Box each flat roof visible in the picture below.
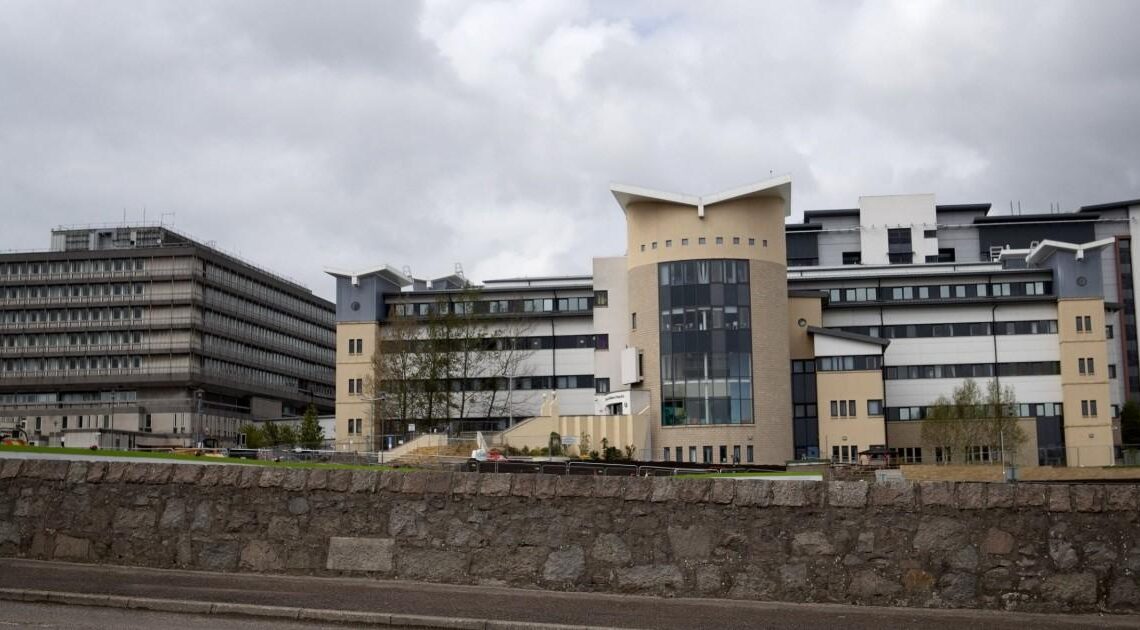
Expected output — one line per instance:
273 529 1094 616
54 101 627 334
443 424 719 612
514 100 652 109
973 212 1097 224
610 175 791 217
806 325 891 348
1079 198 1140 213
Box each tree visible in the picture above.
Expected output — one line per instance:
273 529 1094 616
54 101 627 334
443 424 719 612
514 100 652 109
262 421 282 447
277 424 298 448
298 404 324 449
240 424 265 449
1121 400 1140 445
921 378 1027 465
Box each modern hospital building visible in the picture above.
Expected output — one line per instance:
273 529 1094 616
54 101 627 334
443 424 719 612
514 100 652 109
331 177 1140 468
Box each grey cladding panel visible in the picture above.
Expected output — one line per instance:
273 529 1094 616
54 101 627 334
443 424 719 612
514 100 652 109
978 223 1095 258
335 275 399 322
786 232 819 263
1046 250 1104 299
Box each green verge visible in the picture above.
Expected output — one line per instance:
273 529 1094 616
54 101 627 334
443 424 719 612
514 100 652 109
0 445 415 472
672 471 823 479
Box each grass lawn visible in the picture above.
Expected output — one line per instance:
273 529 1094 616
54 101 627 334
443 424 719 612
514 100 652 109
672 470 822 479
0 444 414 472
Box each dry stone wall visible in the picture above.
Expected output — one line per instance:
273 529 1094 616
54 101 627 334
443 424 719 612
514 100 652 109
1 459 1139 613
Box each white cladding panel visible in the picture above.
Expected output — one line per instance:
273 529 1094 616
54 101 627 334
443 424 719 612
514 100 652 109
858 194 938 265
885 337 995 365
621 347 641 384
555 348 595 374
817 231 861 267
820 309 884 327
592 256 628 390
886 376 1062 407
813 335 883 356
995 335 1060 362
881 306 993 325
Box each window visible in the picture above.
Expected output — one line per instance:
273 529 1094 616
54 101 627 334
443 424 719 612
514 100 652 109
688 446 697 463
732 237 740 245
142 414 152 432
665 240 672 248
888 252 913 264
702 445 712 463
682 238 689 246
763 240 768 247
719 445 728 463
842 251 861 265
888 228 911 247
651 242 657 249
348 338 363 355
1107 324 1115 339
593 290 608 307
675 446 682 462
1079 358 1087 375
640 244 645 252
715 237 724 245
1081 400 1098 417
746 445 754 463
923 229 937 238
348 378 363 394
831 400 857 418
663 447 670 462
698 237 706 245
748 238 755 246
897 447 922 463
595 378 610 394
1110 364 1118 379
867 400 883 416
1077 315 1092 332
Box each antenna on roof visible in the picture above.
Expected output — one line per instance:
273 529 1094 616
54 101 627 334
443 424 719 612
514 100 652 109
455 262 464 278
402 265 412 278
1017 201 1021 215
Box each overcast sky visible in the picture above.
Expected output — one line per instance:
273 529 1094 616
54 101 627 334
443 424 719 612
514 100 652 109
2 1 1138 299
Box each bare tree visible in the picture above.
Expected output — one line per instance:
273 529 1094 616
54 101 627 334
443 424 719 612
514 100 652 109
921 378 1027 464
480 320 537 423
365 311 421 444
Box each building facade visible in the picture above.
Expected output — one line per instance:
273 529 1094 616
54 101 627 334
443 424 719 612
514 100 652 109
331 181 1137 467
0 225 335 448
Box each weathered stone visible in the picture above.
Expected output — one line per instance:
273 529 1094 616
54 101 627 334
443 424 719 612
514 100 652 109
849 570 901 599
980 528 1015 555
470 546 546 581
543 546 585 583
948 546 979 571
616 564 685 593
197 542 239 571
85 461 106 483
171 466 202 485
240 540 284 571
509 474 534 497
1015 484 1047 508
869 482 915 509
695 565 724 594
937 572 977 603
281 469 307 491
159 499 186 529
52 534 90 561
1106 486 1137 511
622 477 652 501
1049 538 1079 571
649 477 676 502
326 537 394 572
388 503 426 538
855 531 875 553
956 483 986 510
287 497 309 516
478 474 511 497
792 530 835 556
306 469 329 490
902 569 935 593
196 466 222 487
591 533 631 565
1108 577 1140 609
829 481 868 508
326 470 352 492
913 517 965 553
402 471 450 495
709 478 735 504
675 479 712 503
450 473 480 496
980 567 1013 592
595 476 624 499
190 502 212 531
727 572 777 600
65 462 88 484
144 464 173 484
0 459 21 479
558 475 595 498
104 462 130 483
397 548 469 581
1039 573 1097 605
1070 485 1103 512
1047 485 1072 512
986 483 1015 508
1083 541 1118 571
919 481 955 507
533 475 558 499
258 468 286 488
733 480 771 507
349 471 377 493
780 563 808 590
113 507 155 531
267 516 300 540
218 466 243 487
771 481 813 507
668 525 712 561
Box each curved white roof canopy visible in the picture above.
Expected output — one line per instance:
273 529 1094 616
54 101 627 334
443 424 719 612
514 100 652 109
324 265 412 288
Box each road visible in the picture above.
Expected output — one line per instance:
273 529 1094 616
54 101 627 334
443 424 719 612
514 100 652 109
0 559 1131 629
0 450 251 466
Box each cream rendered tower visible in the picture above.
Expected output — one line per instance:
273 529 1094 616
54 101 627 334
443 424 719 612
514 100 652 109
613 176 794 465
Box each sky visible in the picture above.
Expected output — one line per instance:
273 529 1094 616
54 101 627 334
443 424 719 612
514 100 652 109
1 0 1138 300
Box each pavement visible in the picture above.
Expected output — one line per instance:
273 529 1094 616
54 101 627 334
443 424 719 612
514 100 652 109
0 450 246 466
0 559 1133 629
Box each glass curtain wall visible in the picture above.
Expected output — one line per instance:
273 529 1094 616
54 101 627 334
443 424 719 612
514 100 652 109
659 259 753 425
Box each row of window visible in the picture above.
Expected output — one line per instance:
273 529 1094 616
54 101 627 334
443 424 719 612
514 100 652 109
391 296 593 318
824 281 1051 304
345 418 364 435
661 443 756 464
204 287 334 345
205 263 332 324
349 374 598 394
204 310 334 364
817 355 882 372
658 260 751 286
886 401 1063 421
837 320 1060 339
203 334 332 381
1 283 146 299
379 334 609 353
828 399 883 417
661 397 754 426
203 357 300 392
1 331 144 348
641 237 767 253
347 338 364 355
0 391 139 405
884 361 1061 380
0 307 145 324
0 259 146 275
1 355 145 372
660 306 751 332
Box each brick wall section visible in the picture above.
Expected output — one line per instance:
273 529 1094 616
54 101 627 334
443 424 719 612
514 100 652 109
2 460 1140 613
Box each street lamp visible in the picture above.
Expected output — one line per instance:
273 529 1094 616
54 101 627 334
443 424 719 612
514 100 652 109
194 388 205 448
360 393 387 462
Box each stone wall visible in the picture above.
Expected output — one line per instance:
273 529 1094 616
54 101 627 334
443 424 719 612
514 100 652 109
1 459 1138 614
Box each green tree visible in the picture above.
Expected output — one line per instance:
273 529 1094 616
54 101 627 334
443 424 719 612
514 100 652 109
240 424 265 449
1121 400 1140 445
921 379 1027 464
298 404 324 449
277 424 298 448
262 421 282 447
548 431 563 456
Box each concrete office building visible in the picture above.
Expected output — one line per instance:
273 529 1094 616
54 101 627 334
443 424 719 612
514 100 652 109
331 179 1134 467
0 225 336 449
